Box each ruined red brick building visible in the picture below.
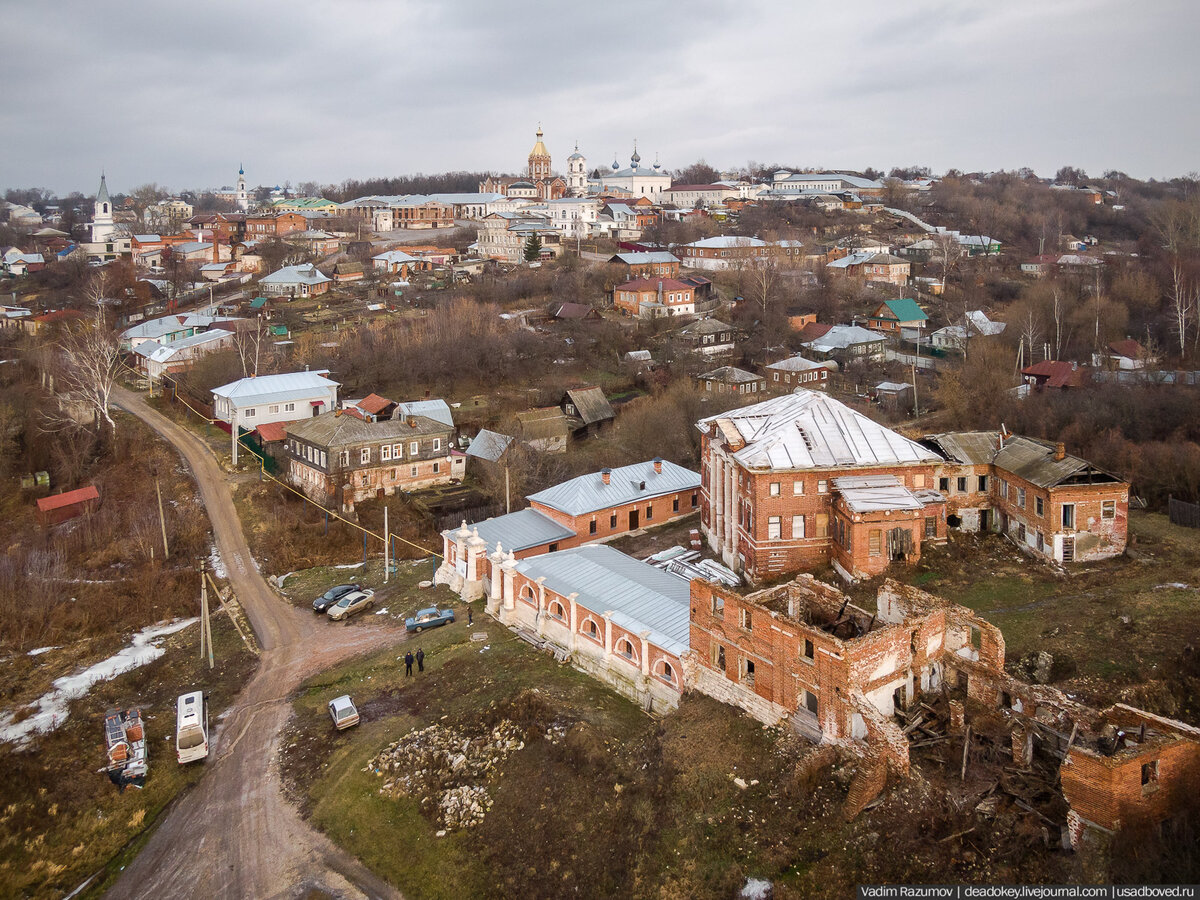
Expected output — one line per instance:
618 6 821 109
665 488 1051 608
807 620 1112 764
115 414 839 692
696 393 1129 581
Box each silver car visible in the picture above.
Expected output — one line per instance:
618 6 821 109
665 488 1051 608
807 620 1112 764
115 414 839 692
328 695 360 730
326 588 375 621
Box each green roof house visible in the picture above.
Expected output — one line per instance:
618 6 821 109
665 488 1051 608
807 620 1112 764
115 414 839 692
866 298 928 333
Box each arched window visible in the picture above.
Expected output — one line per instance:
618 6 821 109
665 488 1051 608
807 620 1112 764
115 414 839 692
548 601 565 621
520 584 535 604
657 660 675 683
583 618 600 640
617 639 637 662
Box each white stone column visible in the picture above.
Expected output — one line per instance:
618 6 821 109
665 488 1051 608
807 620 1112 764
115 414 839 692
567 592 579 652
486 544 504 615
534 577 547 636
602 612 613 660
639 631 651 678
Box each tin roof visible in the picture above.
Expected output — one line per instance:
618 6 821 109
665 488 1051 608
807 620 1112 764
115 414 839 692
833 475 926 512
286 409 448 448
562 387 614 426
921 432 1122 489
466 429 513 462
212 370 338 406
697 391 941 472
37 485 99 512
514 544 691 653
460 508 575 555
528 460 701 517
396 399 453 428
700 366 761 384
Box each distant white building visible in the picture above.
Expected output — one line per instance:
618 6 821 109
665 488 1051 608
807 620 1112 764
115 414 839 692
598 145 671 202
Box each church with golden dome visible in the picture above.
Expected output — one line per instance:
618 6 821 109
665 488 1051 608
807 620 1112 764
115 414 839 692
479 127 568 200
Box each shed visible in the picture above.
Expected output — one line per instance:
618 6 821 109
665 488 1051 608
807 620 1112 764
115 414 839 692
36 485 100 525
561 387 614 434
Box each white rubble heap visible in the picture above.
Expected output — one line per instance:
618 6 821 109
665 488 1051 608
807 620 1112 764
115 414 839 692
366 719 567 831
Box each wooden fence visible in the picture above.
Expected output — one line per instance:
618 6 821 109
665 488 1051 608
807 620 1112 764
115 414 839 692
1168 496 1200 529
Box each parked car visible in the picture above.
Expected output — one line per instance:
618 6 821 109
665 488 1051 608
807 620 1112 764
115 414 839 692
328 695 359 730
405 607 455 633
326 588 376 621
313 583 362 613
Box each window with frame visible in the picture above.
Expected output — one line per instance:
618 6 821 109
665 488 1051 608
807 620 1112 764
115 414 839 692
269 405 279 415
1102 500 1116 519
711 643 726 671
1035 496 1044 517
609 513 617 528
432 462 440 474
792 515 805 538
741 657 755 686
340 450 350 467
868 529 882 556
658 661 674 683
244 408 255 418
957 476 967 493
1017 487 1026 508
585 619 599 639
803 690 818 716
617 639 635 660
410 441 418 454
766 515 781 539
740 608 752 631
816 513 829 538
410 466 418 477
938 477 950 492
1062 503 1075 529
360 448 370 464
549 601 565 621
769 482 780 496
285 402 295 412
691 492 698 507
1000 479 1009 499
711 592 724 615
803 639 815 662
817 480 828 494
925 516 936 538
381 445 392 461
432 438 441 452
794 480 804 495
978 475 988 492
672 497 679 512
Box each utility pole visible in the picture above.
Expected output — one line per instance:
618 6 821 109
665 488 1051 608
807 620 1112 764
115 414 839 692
383 506 389 584
505 465 511 514
199 559 208 663
155 475 170 559
231 406 238 466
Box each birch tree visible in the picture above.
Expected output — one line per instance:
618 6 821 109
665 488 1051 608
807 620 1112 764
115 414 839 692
56 315 121 434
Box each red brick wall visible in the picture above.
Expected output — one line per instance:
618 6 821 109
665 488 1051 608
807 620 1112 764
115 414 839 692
1062 740 1200 833
528 488 699 543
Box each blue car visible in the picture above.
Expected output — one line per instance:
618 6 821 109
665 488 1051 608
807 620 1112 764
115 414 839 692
405 607 455 633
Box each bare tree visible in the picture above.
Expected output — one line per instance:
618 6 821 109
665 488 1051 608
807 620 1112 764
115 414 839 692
55 282 121 434
230 318 266 377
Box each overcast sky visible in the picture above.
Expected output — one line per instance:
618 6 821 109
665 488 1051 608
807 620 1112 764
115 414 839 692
3 0 1197 197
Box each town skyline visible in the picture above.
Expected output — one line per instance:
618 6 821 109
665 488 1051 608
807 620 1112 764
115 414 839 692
4 0 1199 195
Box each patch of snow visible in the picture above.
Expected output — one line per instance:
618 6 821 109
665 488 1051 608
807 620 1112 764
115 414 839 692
208 545 228 579
335 562 364 570
277 571 295 588
741 878 772 900
1154 582 1190 590
28 646 61 657
375 607 389 616
0 618 199 745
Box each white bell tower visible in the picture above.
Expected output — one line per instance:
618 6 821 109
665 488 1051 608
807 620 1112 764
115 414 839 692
236 164 248 211
566 142 587 197
90 173 115 243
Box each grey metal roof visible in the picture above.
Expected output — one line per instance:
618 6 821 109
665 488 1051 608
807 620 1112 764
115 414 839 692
396 399 453 428
683 236 766 249
527 460 700 517
212 370 338 402
697 391 941 472
833 475 924 512
801 324 884 352
287 409 448 448
122 313 240 342
513 544 691 653
463 508 575 555
766 355 828 373
466 429 513 462
700 366 761 384
921 431 1121 490
260 264 331 286
610 251 679 265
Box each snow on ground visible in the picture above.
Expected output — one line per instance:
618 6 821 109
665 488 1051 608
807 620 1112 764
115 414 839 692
208 545 228 579
0 618 199 745
28 646 61 657
374 608 389 616
335 562 364 570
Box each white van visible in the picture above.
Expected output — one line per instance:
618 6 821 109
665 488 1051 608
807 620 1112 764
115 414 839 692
176 691 209 764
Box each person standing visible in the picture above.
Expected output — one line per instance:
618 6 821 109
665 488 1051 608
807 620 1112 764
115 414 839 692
416 648 425 673
467 607 473 626
404 651 414 676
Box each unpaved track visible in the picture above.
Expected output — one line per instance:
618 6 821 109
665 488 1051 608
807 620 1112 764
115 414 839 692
106 386 403 900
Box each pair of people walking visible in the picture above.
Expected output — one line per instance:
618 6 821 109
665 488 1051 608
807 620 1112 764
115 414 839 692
404 648 425 676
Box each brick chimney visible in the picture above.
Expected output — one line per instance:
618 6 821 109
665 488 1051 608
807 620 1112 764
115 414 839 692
407 416 417 428
601 468 611 485
1054 441 1066 461
653 457 663 474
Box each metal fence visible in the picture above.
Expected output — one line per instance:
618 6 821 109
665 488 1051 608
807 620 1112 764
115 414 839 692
1168 496 1200 529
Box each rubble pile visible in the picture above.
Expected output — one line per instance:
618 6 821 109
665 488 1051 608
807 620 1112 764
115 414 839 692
366 720 528 831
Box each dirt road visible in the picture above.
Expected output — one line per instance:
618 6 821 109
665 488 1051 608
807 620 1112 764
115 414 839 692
106 386 403 900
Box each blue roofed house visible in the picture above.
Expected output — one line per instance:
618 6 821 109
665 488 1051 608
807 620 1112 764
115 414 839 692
211 370 340 431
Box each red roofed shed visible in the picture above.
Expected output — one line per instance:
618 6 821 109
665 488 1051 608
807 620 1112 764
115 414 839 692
36 485 100 525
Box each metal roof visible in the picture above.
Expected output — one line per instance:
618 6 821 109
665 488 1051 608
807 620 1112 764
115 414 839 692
801 324 884 352
466 429 513 462
286 409 448 447
921 431 1121 490
513 544 691 653
766 356 829 372
142 329 232 362
527 460 701 517
121 313 240 342
697 391 941 472
683 236 766 249
880 298 928 322
700 366 761 384
396 399 453 428
457 508 575 555
610 252 679 265
259 264 331 286
212 370 338 402
833 475 925 512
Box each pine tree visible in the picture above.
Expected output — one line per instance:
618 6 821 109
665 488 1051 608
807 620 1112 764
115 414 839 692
523 233 543 262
